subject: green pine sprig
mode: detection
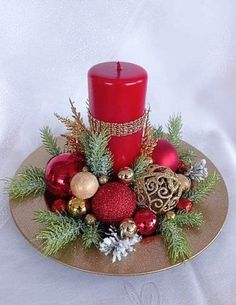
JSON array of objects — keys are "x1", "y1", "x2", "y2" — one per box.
[
  {"x1": 40, "y1": 126, "x2": 61, "y2": 156},
  {"x1": 34, "y1": 210, "x2": 84, "y2": 256},
  {"x1": 185, "y1": 172, "x2": 220, "y2": 203},
  {"x1": 160, "y1": 218, "x2": 192, "y2": 264},
  {"x1": 4, "y1": 166, "x2": 46, "y2": 200},
  {"x1": 174, "y1": 211, "x2": 203, "y2": 228},
  {"x1": 133, "y1": 155, "x2": 151, "y2": 180},
  {"x1": 153, "y1": 125, "x2": 166, "y2": 140},
  {"x1": 79, "y1": 129, "x2": 113, "y2": 177},
  {"x1": 82, "y1": 223, "x2": 103, "y2": 249},
  {"x1": 179, "y1": 148, "x2": 195, "y2": 165},
  {"x1": 166, "y1": 114, "x2": 183, "y2": 148}
]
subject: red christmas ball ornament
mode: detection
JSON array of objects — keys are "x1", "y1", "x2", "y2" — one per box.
[
  {"x1": 176, "y1": 198, "x2": 193, "y2": 212},
  {"x1": 44, "y1": 191, "x2": 67, "y2": 213},
  {"x1": 45, "y1": 152, "x2": 84, "y2": 197},
  {"x1": 92, "y1": 182, "x2": 136, "y2": 224},
  {"x1": 152, "y1": 139, "x2": 179, "y2": 172},
  {"x1": 134, "y1": 209, "x2": 159, "y2": 236},
  {"x1": 50, "y1": 199, "x2": 67, "y2": 213}
]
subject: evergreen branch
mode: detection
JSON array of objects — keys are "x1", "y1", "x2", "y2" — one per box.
[
  {"x1": 40, "y1": 126, "x2": 61, "y2": 156},
  {"x1": 133, "y1": 155, "x2": 150, "y2": 180},
  {"x1": 174, "y1": 211, "x2": 203, "y2": 228},
  {"x1": 166, "y1": 114, "x2": 183, "y2": 148},
  {"x1": 34, "y1": 210, "x2": 84, "y2": 255},
  {"x1": 185, "y1": 172, "x2": 220, "y2": 203},
  {"x1": 153, "y1": 125, "x2": 166, "y2": 140},
  {"x1": 160, "y1": 219, "x2": 191, "y2": 264},
  {"x1": 4, "y1": 166, "x2": 46, "y2": 200},
  {"x1": 34, "y1": 210, "x2": 67, "y2": 225},
  {"x1": 82, "y1": 223, "x2": 103, "y2": 249},
  {"x1": 79, "y1": 129, "x2": 113, "y2": 177},
  {"x1": 179, "y1": 148, "x2": 195, "y2": 164}
]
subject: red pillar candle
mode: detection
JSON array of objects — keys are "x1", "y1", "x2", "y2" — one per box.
[{"x1": 88, "y1": 61, "x2": 147, "y2": 172}]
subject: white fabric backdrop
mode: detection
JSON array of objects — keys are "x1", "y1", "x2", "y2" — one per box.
[{"x1": 0, "y1": 1, "x2": 235, "y2": 304}]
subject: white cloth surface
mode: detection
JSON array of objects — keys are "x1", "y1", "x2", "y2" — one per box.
[{"x1": 0, "y1": 1, "x2": 235, "y2": 304}]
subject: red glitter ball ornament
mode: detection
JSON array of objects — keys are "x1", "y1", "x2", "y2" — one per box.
[
  {"x1": 134, "y1": 209, "x2": 159, "y2": 236},
  {"x1": 176, "y1": 198, "x2": 193, "y2": 212},
  {"x1": 92, "y1": 182, "x2": 136, "y2": 224},
  {"x1": 45, "y1": 152, "x2": 84, "y2": 197},
  {"x1": 152, "y1": 139, "x2": 179, "y2": 172}
]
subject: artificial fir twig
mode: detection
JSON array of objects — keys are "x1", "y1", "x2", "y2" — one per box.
[
  {"x1": 40, "y1": 126, "x2": 61, "y2": 156},
  {"x1": 186, "y1": 172, "x2": 220, "y2": 204},
  {"x1": 174, "y1": 211, "x2": 203, "y2": 228},
  {"x1": 34, "y1": 210, "x2": 84, "y2": 255},
  {"x1": 153, "y1": 125, "x2": 166, "y2": 140},
  {"x1": 179, "y1": 148, "x2": 195, "y2": 165},
  {"x1": 82, "y1": 223, "x2": 103, "y2": 249},
  {"x1": 79, "y1": 129, "x2": 113, "y2": 177},
  {"x1": 4, "y1": 166, "x2": 46, "y2": 200},
  {"x1": 133, "y1": 155, "x2": 150, "y2": 180},
  {"x1": 166, "y1": 114, "x2": 183, "y2": 148},
  {"x1": 160, "y1": 218, "x2": 192, "y2": 264}
]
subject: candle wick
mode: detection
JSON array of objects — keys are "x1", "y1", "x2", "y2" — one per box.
[{"x1": 117, "y1": 61, "x2": 122, "y2": 72}]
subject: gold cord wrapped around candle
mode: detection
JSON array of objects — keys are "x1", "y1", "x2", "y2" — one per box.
[{"x1": 88, "y1": 110, "x2": 148, "y2": 137}]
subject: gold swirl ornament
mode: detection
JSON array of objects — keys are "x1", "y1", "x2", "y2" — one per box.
[{"x1": 135, "y1": 165, "x2": 183, "y2": 214}]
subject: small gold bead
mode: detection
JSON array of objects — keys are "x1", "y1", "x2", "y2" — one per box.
[
  {"x1": 165, "y1": 211, "x2": 176, "y2": 220},
  {"x1": 98, "y1": 175, "x2": 109, "y2": 185},
  {"x1": 177, "y1": 174, "x2": 191, "y2": 192},
  {"x1": 82, "y1": 166, "x2": 89, "y2": 172},
  {"x1": 84, "y1": 214, "x2": 97, "y2": 225},
  {"x1": 68, "y1": 197, "x2": 87, "y2": 218},
  {"x1": 120, "y1": 219, "x2": 137, "y2": 238},
  {"x1": 118, "y1": 167, "x2": 134, "y2": 183}
]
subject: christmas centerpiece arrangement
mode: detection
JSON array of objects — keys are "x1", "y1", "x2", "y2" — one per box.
[{"x1": 4, "y1": 62, "x2": 220, "y2": 264}]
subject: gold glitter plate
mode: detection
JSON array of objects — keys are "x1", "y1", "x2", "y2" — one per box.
[{"x1": 9, "y1": 139, "x2": 228, "y2": 275}]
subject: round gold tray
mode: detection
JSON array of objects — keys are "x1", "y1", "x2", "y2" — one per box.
[{"x1": 9, "y1": 139, "x2": 228, "y2": 275}]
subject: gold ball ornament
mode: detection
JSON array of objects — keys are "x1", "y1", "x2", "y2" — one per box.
[
  {"x1": 118, "y1": 167, "x2": 134, "y2": 183},
  {"x1": 84, "y1": 213, "x2": 97, "y2": 225},
  {"x1": 177, "y1": 174, "x2": 191, "y2": 192},
  {"x1": 98, "y1": 175, "x2": 109, "y2": 185},
  {"x1": 165, "y1": 211, "x2": 176, "y2": 220},
  {"x1": 119, "y1": 219, "x2": 137, "y2": 238},
  {"x1": 68, "y1": 197, "x2": 87, "y2": 218},
  {"x1": 70, "y1": 172, "x2": 99, "y2": 199},
  {"x1": 135, "y1": 165, "x2": 183, "y2": 214}
]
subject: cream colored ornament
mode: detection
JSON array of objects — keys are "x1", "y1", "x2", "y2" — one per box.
[
  {"x1": 135, "y1": 165, "x2": 183, "y2": 214},
  {"x1": 70, "y1": 172, "x2": 99, "y2": 199},
  {"x1": 177, "y1": 174, "x2": 191, "y2": 192}
]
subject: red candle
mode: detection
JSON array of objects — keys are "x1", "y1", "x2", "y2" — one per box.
[{"x1": 88, "y1": 61, "x2": 147, "y2": 171}]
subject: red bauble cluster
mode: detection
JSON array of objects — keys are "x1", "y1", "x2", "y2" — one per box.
[
  {"x1": 134, "y1": 209, "x2": 159, "y2": 236},
  {"x1": 92, "y1": 182, "x2": 136, "y2": 224},
  {"x1": 44, "y1": 153, "x2": 84, "y2": 197},
  {"x1": 152, "y1": 139, "x2": 179, "y2": 172}
]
